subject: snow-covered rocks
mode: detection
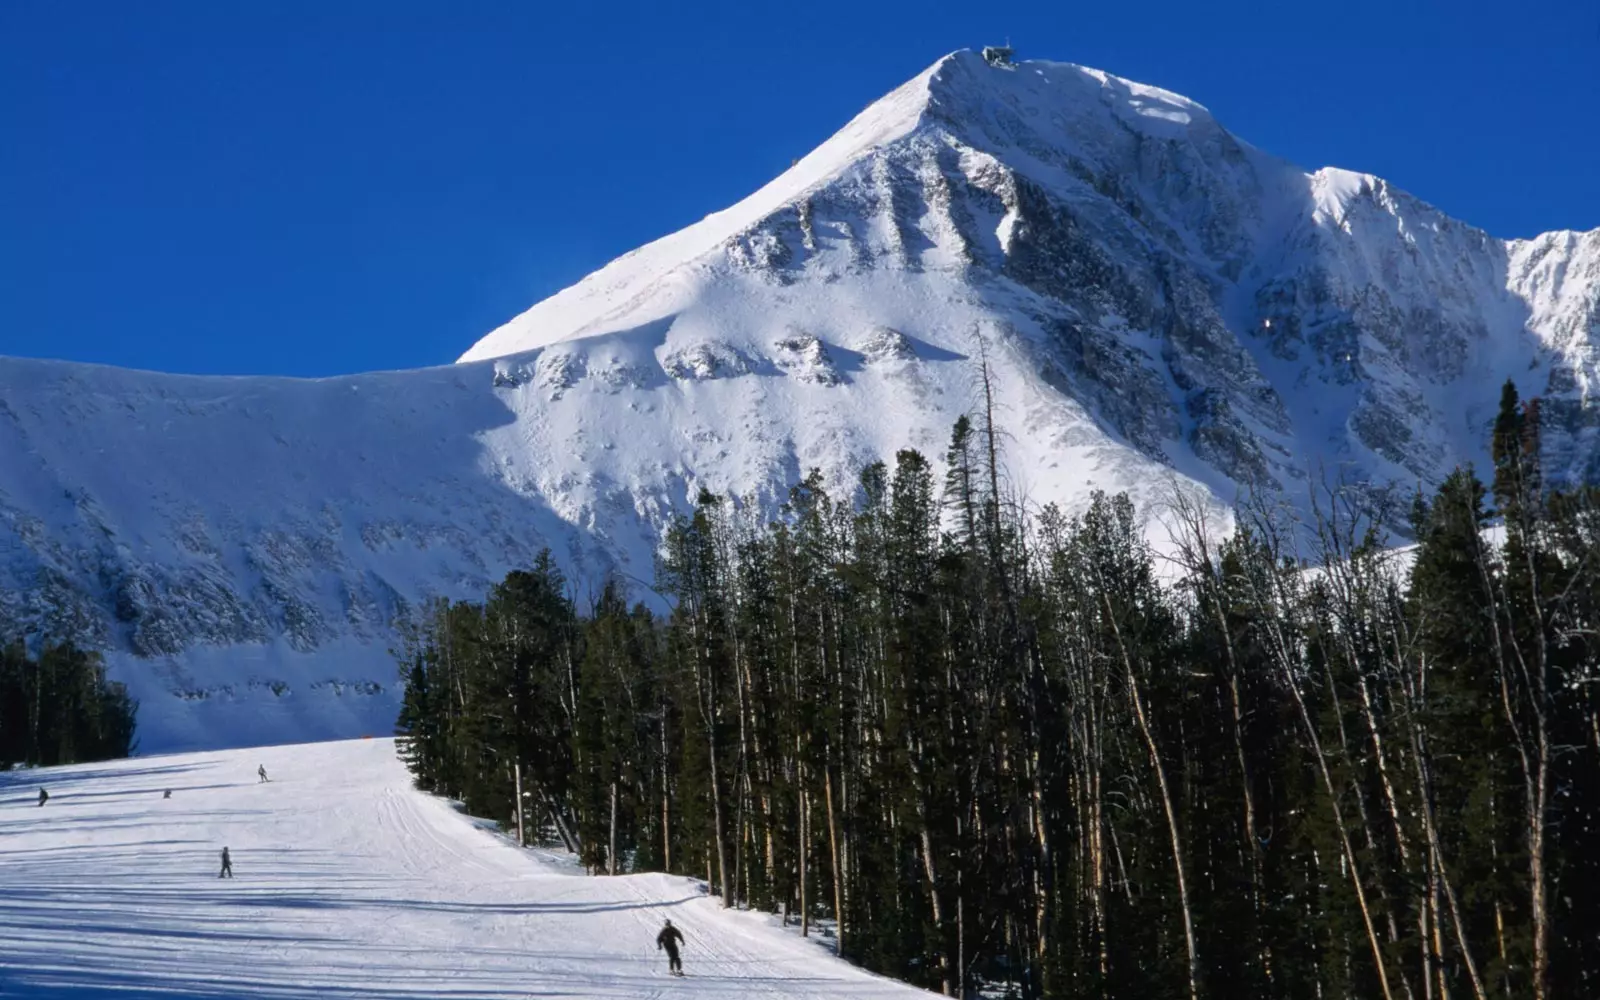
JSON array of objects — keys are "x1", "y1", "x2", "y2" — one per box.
[
  {"x1": 771, "y1": 332, "x2": 842, "y2": 385},
  {"x1": 859, "y1": 326, "x2": 918, "y2": 364},
  {"x1": 662, "y1": 340, "x2": 753, "y2": 381}
]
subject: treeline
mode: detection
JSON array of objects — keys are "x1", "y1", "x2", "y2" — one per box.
[
  {"x1": 395, "y1": 381, "x2": 1598, "y2": 1000},
  {"x1": 1, "y1": 639, "x2": 138, "y2": 767}
]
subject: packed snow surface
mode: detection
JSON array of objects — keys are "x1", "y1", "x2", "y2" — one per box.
[{"x1": 0, "y1": 738, "x2": 924, "y2": 999}]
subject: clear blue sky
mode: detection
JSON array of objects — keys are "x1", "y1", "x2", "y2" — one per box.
[{"x1": 3, "y1": 1, "x2": 1597, "y2": 378}]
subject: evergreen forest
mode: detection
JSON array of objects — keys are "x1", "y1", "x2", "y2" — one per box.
[
  {"x1": 395, "y1": 381, "x2": 1598, "y2": 1000},
  {"x1": 0, "y1": 639, "x2": 139, "y2": 767}
]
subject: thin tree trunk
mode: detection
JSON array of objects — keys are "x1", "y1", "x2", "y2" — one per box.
[
  {"x1": 1509, "y1": 480, "x2": 1554, "y2": 1000},
  {"x1": 1529, "y1": 727, "x2": 1550, "y2": 1000},
  {"x1": 825, "y1": 763, "x2": 845, "y2": 955},
  {"x1": 660, "y1": 708, "x2": 672, "y2": 872},
  {"x1": 1102, "y1": 592, "x2": 1200, "y2": 1000},
  {"x1": 608, "y1": 780, "x2": 618, "y2": 876},
  {"x1": 708, "y1": 726, "x2": 730, "y2": 904},
  {"x1": 957, "y1": 881, "x2": 965, "y2": 1000},
  {"x1": 734, "y1": 634, "x2": 753, "y2": 908},
  {"x1": 1031, "y1": 764, "x2": 1050, "y2": 970},
  {"x1": 765, "y1": 799, "x2": 776, "y2": 913},
  {"x1": 920, "y1": 822, "x2": 952, "y2": 996},
  {"x1": 799, "y1": 762, "x2": 809, "y2": 937},
  {"x1": 514, "y1": 761, "x2": 526, "y2": 847}
]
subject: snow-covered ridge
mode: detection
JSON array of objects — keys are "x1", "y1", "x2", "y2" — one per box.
[
  {"x1": 2, "y1": 50, "x2": 1596, "y2": 752},
  {"x1": 459, "y1": 52, "x2": 1249, "y2": 365},
  {"x1": 460, "y1": 56, "x2": 949, "y2": 361}
]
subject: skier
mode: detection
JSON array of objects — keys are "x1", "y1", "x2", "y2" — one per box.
[
  {"x1": 163, "y1": 789, "x2": 172, "y2": 799},
  {"x1": 257, "y1": 765, "x2": 269, "y2": 783},
  {"x1": 656, "y1": 918, "x2": 685, "y2": 976},
  {"x1": 37, "y1": 788, "x2": 48, "y2": 807},
  {"x1": 219, "y1": 846, "x2": 233, "y2": 879}
]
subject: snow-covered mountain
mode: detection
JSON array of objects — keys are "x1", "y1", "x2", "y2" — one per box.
[{"x1": 3, "y1": 51, "x2": 1596, "y2": 751}]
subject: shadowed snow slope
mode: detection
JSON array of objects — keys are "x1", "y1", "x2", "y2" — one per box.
[
  {"x1": 1, "y1": 50, "x2": 1596, "y2": 752},
  {"x1": 0, "y1": 738, "x2": 923, "y2": 999}
]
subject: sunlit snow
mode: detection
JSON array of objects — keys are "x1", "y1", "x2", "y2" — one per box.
[{"x1": 0, "y1": 738, "x2": 926, "y2": 999}]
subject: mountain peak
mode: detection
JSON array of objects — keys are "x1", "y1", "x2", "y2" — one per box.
[
  {"x1": 451, "y1": 46, "x2": 1594, "y2": 498},
  {"x1": 458, "y1": 56, "x2": 951, "y2": 362},
  {"x1": 458, "y1": 51, "x2": 1240, "y2": 364},
  {"x1": 926, "y1": 49, "x2": 1218, "y2": 143}
]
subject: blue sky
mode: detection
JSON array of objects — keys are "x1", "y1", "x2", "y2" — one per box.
[{"x1": 2, "y1": 1, "x2": 1597, "y2": 377}]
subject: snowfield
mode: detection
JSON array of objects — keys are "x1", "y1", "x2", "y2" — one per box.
[{"x1": 0, "y1": 738, "x2": 926, "y2": 999}]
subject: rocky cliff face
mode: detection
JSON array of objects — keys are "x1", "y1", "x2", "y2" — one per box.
[{"x1": 3, "y1": 51, "x2": 1595, "y2": 750}]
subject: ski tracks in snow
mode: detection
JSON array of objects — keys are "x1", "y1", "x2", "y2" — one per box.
[
  {"x1": 0, "y1": 738, "x2": 927, "y2": 999},
  {"x1": 376, "y1": 784, "x2": 506, "y2": 883}
]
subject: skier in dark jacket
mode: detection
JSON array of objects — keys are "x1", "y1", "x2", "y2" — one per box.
[
  {"x1": 656, "y1": 919, "x2": 685, "y2": 976},
  {"x1": 37, "y1": 788, "x2": 48, "y2": 807},
  {"x1": 257, "y1": 765, "x2": 269, "y2": 783},
  {"x1": 219, "y1": 847, "x2": 233, "y2": 879}
]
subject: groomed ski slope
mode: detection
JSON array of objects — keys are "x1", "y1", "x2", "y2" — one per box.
[{"x1": 0, "y1": 738, "x2": 928, "y2": 999}]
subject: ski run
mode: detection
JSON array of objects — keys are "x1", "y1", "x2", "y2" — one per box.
[{"x1": 0, "y1": 737, "x2": 928, "y2": 998}]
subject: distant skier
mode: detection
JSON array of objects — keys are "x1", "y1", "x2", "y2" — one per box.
[
  {"x1": 257, "y1": 765, "x2": 269, "y2": 783},
  {"x1": 656, "y1": 919, "x2": 685, "y2": 976},
  {"x1": 219, "y1": 847, "x2": 233, "y2": 879},
  {"x1": 163, "y1": 789, "x2": 172, "y2": 799},
  {"x1": 37, "y1": 788, "x2": 48, "y2": 807}
]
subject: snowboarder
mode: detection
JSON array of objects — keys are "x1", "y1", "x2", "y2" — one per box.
[
  {"x1": 656, "y1": 919, "x2": 685, "y2": 976},
  {"x1": 37, "y1": 788, "x2": 48, "y2": 807},
  {"x1": 257, "y1": 765, "x2": 269, "y2": 783},
  {"x1": 219, "y1": 846, "x2": 233, "y2": 879}
]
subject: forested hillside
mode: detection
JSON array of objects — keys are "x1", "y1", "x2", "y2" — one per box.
[
  {"x1": 0, "y1": 640, "x2": 137, "y2": 767},
  {"x1": 395, "y1": 381, "x2": 1598, "y2": 1000}
]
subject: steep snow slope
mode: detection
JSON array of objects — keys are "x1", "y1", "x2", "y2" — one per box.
[
  {"x1": 1, "y1": 50, "x2": 1596, "y2": 751},
  {"x1": 0, "y1": 738, "x2": 924, "y2": 998}
]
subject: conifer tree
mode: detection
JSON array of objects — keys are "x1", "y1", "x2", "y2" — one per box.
[{"x1": 0, "y1": 638, "x2": 136, "y2": 767}]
